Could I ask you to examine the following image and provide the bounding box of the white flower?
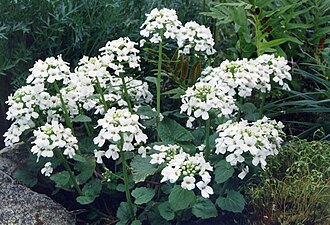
[215,117,285,177]
[238,166,249,180]
[199,55,291,98]
[177,21,215,56]
[160,166,181,183]
[150,152,166,164]
[93,107,148,162]
[140,8,182,44]
[105,145,120,160]
[196,181,214,198]
[27,55,71,85]
[99,37,141,72]
[154,149,213,198]
[137,146,148,158]
[181,176,196,190]
[181,82,237,122]
[94,150,105,164]
[41,162,53,177]
[31,121,78,162]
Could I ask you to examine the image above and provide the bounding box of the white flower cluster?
[58,44,151,116]
[30,120,78,175]
[200,54,291,98]
[3,83,60,146]
[77,56,110,88]
[177,21,215,56]
[140,8,215,58]
[94,107,148,163]
[60,72,95,116]
[31,121,78,161]
[215,117,285,178]
[180,82,237,127]
[99,37,141,74]
[26,55,71,85]
[140,8,182,44]
[111,76,153,105]
[150,145,213,198]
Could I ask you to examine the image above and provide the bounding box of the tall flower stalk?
[204,118,211,160]
[120,145,134,220]
[156,30,164,125]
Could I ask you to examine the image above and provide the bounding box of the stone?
[0,144,76,225]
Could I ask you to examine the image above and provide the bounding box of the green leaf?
[216,190,246,213]
[157,118,194,142]
[50,171,70,187]
[116,202,137,224]
[239,103,256,114]
[76,178,102,205]
[148,206,172,225]
[131,187,155,205]
[145,76,158,85]
[72,154,87,162]
[214,160,234,184]
[136,105,156,118]
[131,156,157,183]
[162,87,185,99]
[158,202,175,221]
[78,137,98,154]
[74,158,95,184]
[13,169,38,187]
[76,195,96,205]
[72,114,92,122]
[259,38,291,54]
[131,220,142,225]
[169,185,196,211]
[192,197,218,219]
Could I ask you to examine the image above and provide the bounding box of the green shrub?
[246,139,330,224]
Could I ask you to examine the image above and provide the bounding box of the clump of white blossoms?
[200,54,292,98]
[215,117,285,178]
[26,55,71,85]
[3,83,61,146]
[99,37,141,74]
[140,8,182,44]
[31,121,78,163]
[180,81,237,127]
[177,21,216,56]
[94,107,148,163]
[150,145,213,198]
[150,144,183,164]
[68,41,152,115]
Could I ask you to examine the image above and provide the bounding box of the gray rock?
[0,145,76,225]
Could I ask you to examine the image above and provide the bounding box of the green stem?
[54,149,82,195]
[55,150,112,220]
[156,30,164,127]
[202,0,206,24]
[120,73,133,113]
[205,118,211,161]
[218,115,225,125]
[54,81,74,132]
[219,180,229,196]
[258,92,266,119]
[77,103,93,137]
[252,1,264,57]
[101,163,124,181]
[95,77,108,112]
[119,140,134,220]
[236,97,244,122]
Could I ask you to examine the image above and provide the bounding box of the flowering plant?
[4,8,290,224]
